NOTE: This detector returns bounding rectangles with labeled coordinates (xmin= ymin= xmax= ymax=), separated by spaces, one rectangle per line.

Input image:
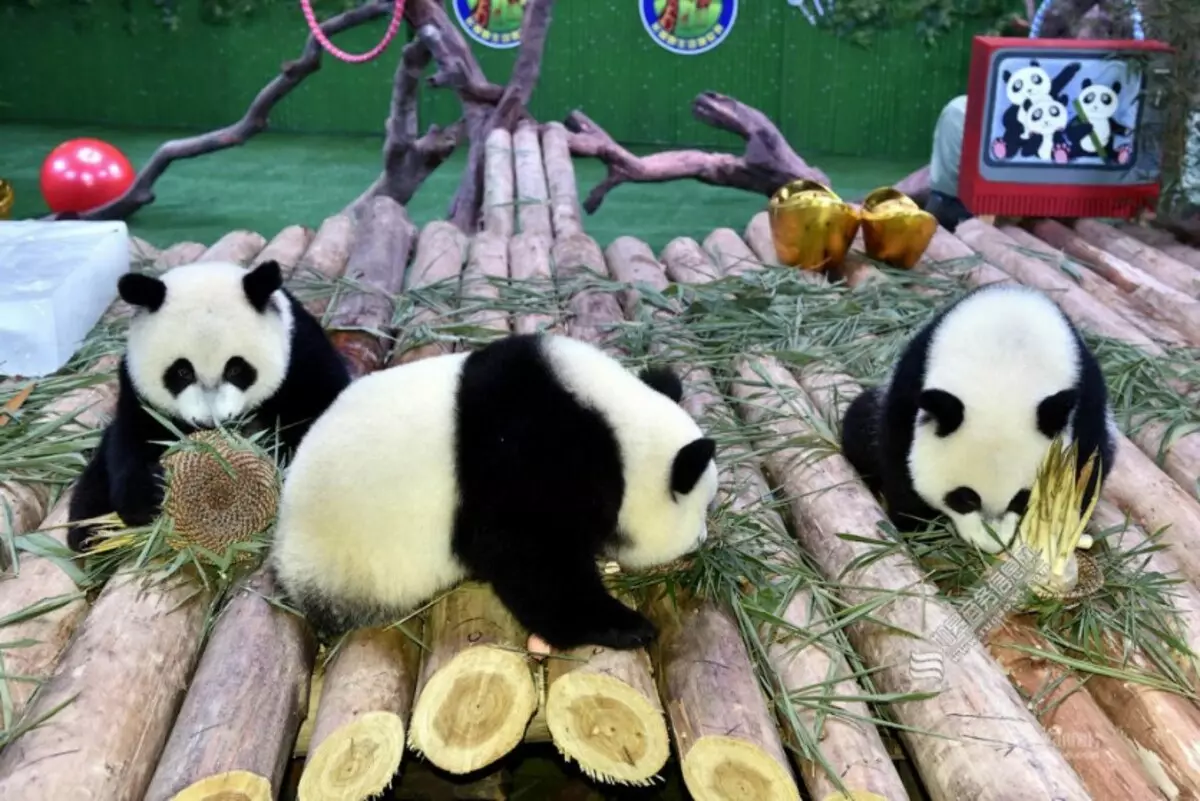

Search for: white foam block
xmin=0 ymin=220 xmax=130 ymax=378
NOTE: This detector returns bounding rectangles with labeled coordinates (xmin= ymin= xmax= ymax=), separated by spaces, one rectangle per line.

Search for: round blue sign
xmin=640 ymin=0 xmax=737 ymax=56
xmin=452 ymin=0 xmax=523 ymax=50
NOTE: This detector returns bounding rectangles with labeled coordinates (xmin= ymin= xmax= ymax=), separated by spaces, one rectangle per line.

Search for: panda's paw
xmin=1053 ymin=144 xmax=1071 ymax=164
xmin=1116 ymin=145 xmax=1132 ymax=165
xmin=586 ymin=612 xmax=658 ymax=651
xmin=990 ymin=138 xmax=1008 ymax=159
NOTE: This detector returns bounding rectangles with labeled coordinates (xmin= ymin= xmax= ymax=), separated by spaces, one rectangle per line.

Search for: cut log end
xmin=169 ymin=770 xmax=271 ymax=801
xmin=545 ymin=668 xmax=670 ymax=786
xmin=408 ymin=646 xmax=538 ymax=775
xmin=298 ymin=710 xmax=406 ymax=801
xmin=681 ymin=735 xmax=801 ymax=801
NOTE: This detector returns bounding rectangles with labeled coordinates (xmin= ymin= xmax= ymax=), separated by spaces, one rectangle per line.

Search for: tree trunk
xmin=298 ymin=626 xmax=422 ymax=801
xmin=1072 ymin=221 xmax=1200 ymax=296
xmin=507 ymin=232 xmax=559 ymax=335
xmin=540 ymin=122 xmax=584 ymax=240
xmin=391 ymin=221 xmax=469 ymax=365
xmin=513 ymin=120 xmax=554 ymax=240
xmin=251 ymin=225 xmax=314 ymax=272
xmin=326 ymin=197 xmax=417 ymax=377
xmin=0 ymin=569 xmax=212 ymax=801
xmin=407 ymin=583 xmax=539 ymax=775
xmin=482 ymin=128 xmax=515 ymax=238
xmin=143 ymin=568 xmax=316 ymax=801
xmin=290 ymin=214 xmax=358 ymax=319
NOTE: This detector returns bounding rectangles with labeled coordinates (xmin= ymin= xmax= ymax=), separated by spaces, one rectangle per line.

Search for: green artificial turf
xmin=0 ymin=123 xmax=923 ymax=252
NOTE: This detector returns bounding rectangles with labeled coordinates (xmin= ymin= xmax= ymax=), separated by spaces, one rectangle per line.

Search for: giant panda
xmin=840 ymin=284 xmax=1116 ymax=554
xmin=67 ymin=259 xmax=351 ymax=552
xmin=269 ymin=333 xmax=719 ymax=651
xmin=991 ymin=59 xmax=1081 ymax=160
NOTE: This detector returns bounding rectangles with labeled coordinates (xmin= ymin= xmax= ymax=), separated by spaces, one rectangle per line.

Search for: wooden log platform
xmin=5 ymin=120 xmax=1200 ymax=801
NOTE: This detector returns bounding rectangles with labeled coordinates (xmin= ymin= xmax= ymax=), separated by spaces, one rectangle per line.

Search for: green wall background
xmin=0 ymin=1 xmax=991 ymax=160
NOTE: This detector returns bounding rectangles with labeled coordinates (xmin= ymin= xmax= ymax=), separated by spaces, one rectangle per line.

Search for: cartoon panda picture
xmin=991 ymin=59 xmax=1081 ymax=160
xmin=1059 ymin=78 xmax=1133 ymax=164
xmin=1022 ymin=95 xmax=1070 ymax=161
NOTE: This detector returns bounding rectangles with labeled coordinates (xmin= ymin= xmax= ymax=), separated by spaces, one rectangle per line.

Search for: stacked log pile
xmin=5 ymin=122 xmax=1200 ymax=801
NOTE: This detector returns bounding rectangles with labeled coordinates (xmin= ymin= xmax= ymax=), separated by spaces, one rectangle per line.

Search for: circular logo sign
xmin=640 ymin=0 xmax=736 ymax=55
xmin=452 ymin=0 xmax=524 ymax=49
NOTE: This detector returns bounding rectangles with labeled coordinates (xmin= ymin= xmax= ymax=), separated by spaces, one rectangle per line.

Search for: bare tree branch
xmin=561 ymin=92 xmax=831 ymax=214
xmin=48 ymin=0 xmax=393 ymax=222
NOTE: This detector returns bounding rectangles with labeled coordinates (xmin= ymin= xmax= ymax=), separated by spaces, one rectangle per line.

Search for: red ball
xmin=39 ymin=138 xmax=136 ymax=215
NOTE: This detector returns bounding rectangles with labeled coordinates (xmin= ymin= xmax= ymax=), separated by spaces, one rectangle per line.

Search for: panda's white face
xmin=612 ymin=453 xmax=719 ymax=572
xmin=1078 ymin=79 xmax=1120 ymax=122
xmin=1024 ymin=96 xmax=1068 ymax=138
xmin=907 ymin=286 xmax=1082 ymax=553
xmin=1004 ymin=62 xmax=1052 ymax=106
xmin=120 ymin=260 xmax=294 ymax=428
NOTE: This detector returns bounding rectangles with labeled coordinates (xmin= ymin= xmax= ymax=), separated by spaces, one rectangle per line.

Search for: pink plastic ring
xmin=300 ymin=0 xmax=405 ymax=64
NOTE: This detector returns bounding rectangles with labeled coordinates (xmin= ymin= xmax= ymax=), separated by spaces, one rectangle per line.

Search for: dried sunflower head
xmin=160 ymin=428 xmax=280 ymax=562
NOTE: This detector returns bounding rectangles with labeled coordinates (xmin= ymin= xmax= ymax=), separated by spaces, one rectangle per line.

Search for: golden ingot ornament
xmin=767 ymin=180 xmax=861 ymax=272
xmin=0 ymin=180 xmax=13 ymax=220
xmin=859 ymin=186 xmax=937 ymax=269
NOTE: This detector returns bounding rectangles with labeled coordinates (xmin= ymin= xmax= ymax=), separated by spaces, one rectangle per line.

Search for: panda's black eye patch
xmin=1101 ymin=92 xmax=1112 ymax=104
xmin=223 ymin=356 xmax=257 ymax=390
xmin=1013 ymin=79 xmax=1023 ymax=92
xmin=1084 ymin=92 xmax=1095 ymax=104
xmin=163 ymin=359 xmax=196 ymax=395
xmin=944 ymin=487 xmax=982 ymax=515
xmin=1031 ymin=74 xmax=1043 ymax=84
xmin=1007 ymin=489 xmax=1032 ymax=516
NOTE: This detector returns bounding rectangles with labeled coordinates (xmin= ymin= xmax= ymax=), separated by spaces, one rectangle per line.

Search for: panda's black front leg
xmin=67 ymin=428 xmax=115 ymax=552
xmin=469 ymin=532 xmax=657 ymax=651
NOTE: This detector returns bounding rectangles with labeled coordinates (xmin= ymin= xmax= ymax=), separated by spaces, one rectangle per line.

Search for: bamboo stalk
xmin=197 ymin=230 xmax=268 ymax=265
xmin=508 ymin=232 xmax=559 ymax=335
xmin=607 ymin=237 xmax=804 ymax=801
xmin=729 ymin=357 xmax=1092 ymax=800
xmin=1072 ymin=219 xmax=1200 ymax=296
xmin=654 ymin=236 xmax=911 ymax=801
xmin=1000 ymin=224 xmax=1187 ymax=346
xmin=1023 ymin=219 xmax=1200 ymax=346
xmin=144 ymin=568 xmax=317 ymax=801
xmin=297 ymin=626 xmax=421 ymax=801
xmin=513 ymin=119 xmax=553 ymax=241
xmin=391 ymin=221 xmax=467 ymax=366
xmin=483 ymin=127 xmax=515 ymax=238
xmin=251 ymin=224 xmax=314 ymax=272
xmin=540 ymin=122 xmax=584 ymax=240
xmin=407 ymin=583 xmax=539 ymax=775
xmin=0 ymin=568 xmax=212 ymax=800
xmin=539 ymin=236 xmax=670 ymax=786
xmin=326 ymin=197 xmax=416 ymax=377
xmin=982 ymin=617 xmax=1165 ymax=801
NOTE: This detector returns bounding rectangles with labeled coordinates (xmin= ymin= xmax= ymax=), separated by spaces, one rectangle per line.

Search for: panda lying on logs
xmin=841 ymin=284 xmax=1117 ymax=554
xmin=67 ymin=260 xmax=352 ymax=552
xmin=269 ymin=333 xmax=719 ymax=651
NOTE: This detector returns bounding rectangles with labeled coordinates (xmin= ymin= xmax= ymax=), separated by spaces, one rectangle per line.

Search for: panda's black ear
xmin=1003 ymin=69 xmax=1011 ymax=83
xmin=918 ymin=389 xmax=964 ymax=438
xmin=1081 ymin=78 xmax=1093 ymax=89
xmin=243 ymin=260 xmax=283 ymax=312
xmin=1022 ymin=98 xmax=1033 ymax=111
xmin=118 ymin=272 xmax=166 ymax=313
xmin=670 ymin=438 xmax=715 ymax=496
xmin=1037 ymin=389 xmax=1078 ymax=439
xmin=639 ymin=366 xmax=684 ymax=404
xmin=1111 ymin=80 xmax=1121 ymax=95
xmin=1030 ymin=59 xmax=1040 ymax=67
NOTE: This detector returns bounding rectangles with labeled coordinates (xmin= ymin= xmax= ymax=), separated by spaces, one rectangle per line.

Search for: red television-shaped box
xmin=959 ymin=35 xmax=1173 ymax=219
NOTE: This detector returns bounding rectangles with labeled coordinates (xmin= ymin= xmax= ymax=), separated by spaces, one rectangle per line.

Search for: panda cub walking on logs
xmin=840 ymin=284 xmax=1117 ymax=553
xmin=67 ymin=259 xmax=352 ymax=553
xmin=270 ymin=333 xmax=720 ymax=651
